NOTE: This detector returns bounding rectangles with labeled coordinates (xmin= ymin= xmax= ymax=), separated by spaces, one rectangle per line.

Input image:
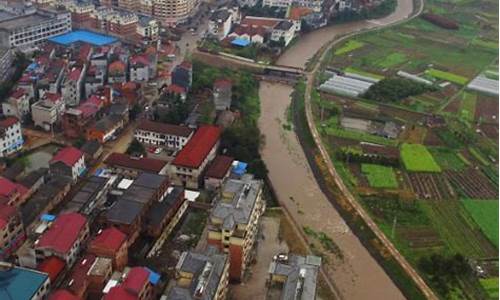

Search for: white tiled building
xmin=134 ymin=120 xmax=194 ymax=151
xmin=0 ymin=117 xmax=23 ymax=157
xmin=31 ymin=92 xmax=66 ymax=131
xmin=2 ymin=87 xmax=30 ymax=121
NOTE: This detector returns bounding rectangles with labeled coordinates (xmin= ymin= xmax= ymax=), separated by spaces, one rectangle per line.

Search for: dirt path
xmin=259 ymin=82 xmax=405 ymax=299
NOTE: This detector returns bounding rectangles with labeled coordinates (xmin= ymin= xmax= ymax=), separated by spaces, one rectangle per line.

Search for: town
xmin=0 ymin=0 xmax=498 ymax=299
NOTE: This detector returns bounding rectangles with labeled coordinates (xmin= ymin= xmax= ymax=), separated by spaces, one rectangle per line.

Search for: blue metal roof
xmin=232 ymin=161 xmax=248 ymax=175
xmin=146 ymin=267 xmax=160 ymax=285
xmin=231 ymin=38 xmax=251 ymax=47
xmin=48 ymin=30 xmax=118 ymax=46
xmin=0 ymin=266 xmax=48 ymax=300
xmin=40 ymin=214 xmax=55 ymax=222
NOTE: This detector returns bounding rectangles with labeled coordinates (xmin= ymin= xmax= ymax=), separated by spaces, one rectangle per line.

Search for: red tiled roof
xmin=0 ymin=177 xmax=18 ymax=198
xmin=36 ymin=213 xmax=87 ymax=254
xmin=109 ymin=61 xmax=126 ymax=73
xmin=172 ymin=125 xmax=221 ymax=168
xmin=241 ymin=16 xmax=280 ymax=28
xmin=67 ymin=254 xmax=96 ymax=296
xmin=205 ymin=155 xmax=233 ymax=179
xmin=166 ymin=84 xmax=186 ymax=95
xmin=10 ymin=87 xmax=26 ymax=99
xmin=68 ymin=68 xmax=82 ymax=81
xmin=137 ymin=120 xmax=193 ymax=137
xmin=90 ymin=227 xmax=126 ymax=252
xmin=44 ymin=92 xmax=62 ymax=103
xmin=231 ymin=25 xmax=267 ymax=37
xmin=50 ymin=147 xmax=83 ymax=167
xmin=0 ymin=203 xmax=16 ymax=229
xmin=0 ymin=117 xmax=19 ymax=129
xmin=78 ymin=44 xmax=92 ymax=62
xmin=38 ymin=256 xmax=66 ymax=282
xmin=214 ymin=79 xmax=232 ymax=89
xmin=49 ymin=290 xmax=80 ymax=300
xmin=288 ymin=6 xmax=313 ymax=20
xmin=123 ymin=267 xmax=149 ymax=295
xmin=104 ymin=153 xmax=167 ymax=173
xmin=130 ymin=55 xmax=150 ymax=67
xmin=104 ymin=286 xmax=136 ymax=300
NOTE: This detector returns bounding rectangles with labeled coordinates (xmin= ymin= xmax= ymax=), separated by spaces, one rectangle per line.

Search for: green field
xmin=344 ymin=67 xmax=385 ymax=80
xmin=323 ymin=126 xmax=399 ymax=146
xmin=480 ymin=278 xmax=499 ymax=300
xmin=376 ymin=52 xmax=408 ymax=68
xmin=429 ymin=148 xmax=467 ymax=171
xmin=462 ymin=199 xmax=499 ymax=248
xmin=401 ymin=143 xmax=442 ymax=172
xmin=468 ymin=146 xmax=490 ymax=166
xmin=460 ymin=92 xmax=477 ymax=122
xmin=335 ymin=40 xmax=365 ymax=55
xmin=426 ymin=68 xmax=469 ymax=85
xmin=361 ymin=164 xmax=399 ymax=188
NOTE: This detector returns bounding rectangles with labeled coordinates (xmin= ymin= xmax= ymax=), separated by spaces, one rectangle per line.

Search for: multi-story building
xmin=263 ymin=0 xmax=292 ymax=8
xmin=104 ymin=153 xmax=169 ymax=176
xmin=271 ymin=20 xmax=295 ymax=46
xmin=130 ymin=54 xmax=153 ymax=82
xmin=170 ymin=125 xmax=221 ymax=189
xmin=86 ymin=115 xmax=125 ymax=143
xmin=104 ymin=267 xmax=155 ymax=300
xmin=65 ymin=254 xmax=113 ymax=299
xmin=67 ymin=1 xmax=95 ymax=29
xmin=165 ymin=247 xmax=229 ymax=300
xmin=88 ymin=227 xmax=128 ymax=271
xmin=62 ymin=95 xmax=104 ymax=138
xmin=0 ymin=8 xmax=71 ymax=51
xmin=0 ymin=47 xmax=13 ymax=81
xmin=62 ymin=66 xmax=86 ymax=107
xmin=0 ymin=117 xmax=23 ymax=157
xmin=49 ymin=146 xmax=86 ymax=181
xmin=135 ymin=120 xmax=194 ymax=151
xmin=137 ymin=15 xmax=159 ymax=40
xmin=268 ymin=254 xmax=322 ymax=300
xmin=152 ymin=0 xmax=200 ymax=26
xmin=208 ymin=9 xmax=232 ymax=40
xmin=171 ymin=61 xmax=192 ymax=91
xmin=31 ymin=92 xmax=66 ymax=131
xmin=207 ymin=174 xmax=265 ymax=281
xmin=213 ymin=79 xmax=232 ymax=111
xmin=35 ymin=212 xmax=89 ymax=266
xmin=0 ymin=263 xmax=51 ymax=300
xmin=139 ymin=0 xmax=154 ymax=15
xmin=204 ymin=155 xmax=234 ymax=191
xmin=2 ymin=87 xmax=30 ymax=121
xmin=145 ymin=186 xmax=187 ymax=238
xmin=0 ymin=204 xmax=26 ymax=260
xmin=0 ymin=176 xmax=28 ymax=206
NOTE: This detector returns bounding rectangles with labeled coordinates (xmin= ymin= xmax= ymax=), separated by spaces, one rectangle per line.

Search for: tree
xmin=126 ymin=139 xmax=146 ymax=156
xmin=364 ymin=77 xmax=436 ymax=102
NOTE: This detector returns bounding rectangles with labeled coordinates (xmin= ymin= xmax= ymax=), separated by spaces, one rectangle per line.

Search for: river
xmin=258 ymin=0 xmax=414 ymax=298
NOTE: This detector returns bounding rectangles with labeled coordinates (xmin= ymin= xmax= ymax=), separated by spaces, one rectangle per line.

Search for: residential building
xmin=35 ymin=212 xmax=90 ymax=266
xmin=152 ymin=0 xmax=200 ymax=26
xmin=37 ymin=256 xmax=66 ymax=286
xmin=0 ymin=176 xmax=28 ymax=206
xmin=0 ymin=204 xmax=26 ymax=260
xmin=263 ymin=0 xmax=292 ymax=8
xmin=204 ymin=155 xmax=233 ymax=191
xmin=208 ymin=9 xmax=232 ymax=40
xmin=271 ymin=20 xmax=295 ymax=46
xmin=62 ymin=95 xmax=104 ymax=138
xmin=0 ymin=263 xmax=51 ymax=300
xmin=137 ymin=15 xmax=159 ymax=40
xmin=130 ymin=54 xmax=154 ymax=82
xmin=80 ymin=139 xmax=104 ymax=162
xmin=228 ymin=25 xmax=266 ymax=44
xmin=0 ymin=47 xmax=13 ymax=81
xmin=0 ymin=8 xmax=71 ymax=51
xmin=171 ymin=61 xmax=192 ymax=92
xmin=268 ymin=254 xmax=322 ymax=300
xmin=166 ymin=83 xmax=187 ymax=101
xmin=213 ymin=79 xmax=232 ymax=111
xmin=263 ymin=0 xmax=322 ymax=11
xmin=0 ymin=117 xmax=23 ymax=157
xmin=88 ymin=227 xmax=128 ymax=271
xmin=104 ymin=267 xmax=155 ymax=300
xmin=2 ymin=87 xmax=30 ymax=121
xmin=165 ymin=247 xmax=229 ymax=300
xmin=31 ymin=92 xmax=66 ymax=131
xmin=145 ymin=186 xmax=186 ymax=238
xmin=62 ymin=66 xmax=86 ymax=107
xmin=67 ymin=1 xmax=95 ymax=29
xmin=139 ymin=0 xmax=154 ymax=16
xmin=66 ymin=254 xmax=113 ymax=299
xmin=241 ymin=16 xmax=281 ymax=29
xmin=104 ymin=152 xmax=169 ymax=176
xmin=108 ymin=60 xmax=127 ymax=83
xmin=170 ymin=125 xmax=221 ymax=189
xmin=135 ymin=120 xmax=194 ymax=151
xmin=49 ymin=146 xmax=86 ymax=181
xmin=36 ymin=59 xmax=67 ymax=97
xmin=86 ymin=115 xmax=125 ymax=143
xmin=105 ymin=173 xmax=169 ymax=243
xmin=207 ymin=174 xmax=265 ymax=280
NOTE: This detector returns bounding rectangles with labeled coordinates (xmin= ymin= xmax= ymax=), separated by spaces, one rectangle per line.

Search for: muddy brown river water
xmin=258 ymin=0 xmax=414 ymax=298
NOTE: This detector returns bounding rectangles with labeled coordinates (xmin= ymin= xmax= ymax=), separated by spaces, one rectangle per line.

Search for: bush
xmin=364 ymin=77 xmax=436 ymax=102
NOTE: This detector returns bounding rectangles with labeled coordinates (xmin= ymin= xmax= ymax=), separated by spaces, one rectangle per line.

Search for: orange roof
xmin=288 ymin=6 xmax=313 ymax=20
xmin=241 ymin=16 xmax=280 ymax=28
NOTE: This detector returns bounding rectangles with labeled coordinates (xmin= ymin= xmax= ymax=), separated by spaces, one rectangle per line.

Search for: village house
xmin=104 ymin=153 xmax=169 ymax=176
xmin=31 ymin=92 xmax=66 ymax=131
xmin=34 ymin=212 xmax=90 ymax=267
xmin=37 ymin=256 xmax=66 ymax=287
xmin=108 ymin=60 xmax=127 ymax=84
xmin=0 ymin=176 xmax=28 ymax=206
xmin=62 ymin=66 xmax=86 ymax=107
xmin=170 ymin=125 xmax=221 ymax=189
xmin=2 ymin=87 xmax=30 ymax=121
xmin=209 ymin=9 xmax=233 ymax=40
xmin=145 ymin=186 xmax=187 ymax=238
xmin=165 ymin=247 xmax=229 ymax=300
xmin=271 ymin=20 xmax=295 ymax=46
xmin=62 ymin=94 xmax=105 ymax=138
xmin=49 ymin=146 xmax=86 ymax=182
xmin=86 ymin=115 xmax=125 ymax=143
xmin=65 ymin=254 xmax=113 ymax=299
xmin=0 ymin=204 xmax=26 ymax=260
xmin=103 ymin=267 xmax=155 ymax=300
xmin=80 ymin=140 xmax=104 ymax=162
xmin=207 ymin=174 xmax=265 ymax=281
xmin=213 ymin=79 xmax=232 ymax=111
xmin=171 ymin=61 xmax=192 ymax=92
xmin=204 ymin=155 xmax=234 ymax=191
xmin=166 ymin=83 xmax=187 ymax=101
xmin=0 ymin=117 xmax=23 ymax=157
xmin=0 ymin=264 xmax=51 ymax=300
xmin=88 ymin=227 xmax=128 ymax=271
xmin=228 ymin=25 xmax=266 ymax=44
xmin=134 ymin=120 xmax=194 ymax=151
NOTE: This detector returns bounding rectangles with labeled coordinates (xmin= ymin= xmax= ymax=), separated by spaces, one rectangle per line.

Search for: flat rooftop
xmin=48 ymin=30 xmax=118 ymax=46
xmin=0 ymin=13 xmax=50 ymax=30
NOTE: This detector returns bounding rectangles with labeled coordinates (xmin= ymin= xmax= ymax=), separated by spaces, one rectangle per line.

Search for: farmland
xmin=311 ymin=0 xmax=499 ymax=296
xmin=480 ymin=278 xmax=499 ymax=300
xmin=361 ymin=164 xmax=398 ymax=188
xmin=462 ymin=199 xmax=499 ymax=247
xmin=401 ymin=143 xmax=442 ymax=172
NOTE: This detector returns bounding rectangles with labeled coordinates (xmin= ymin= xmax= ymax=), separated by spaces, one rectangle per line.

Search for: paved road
xmin=259 ymin=0 xmax=438 ymax=298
